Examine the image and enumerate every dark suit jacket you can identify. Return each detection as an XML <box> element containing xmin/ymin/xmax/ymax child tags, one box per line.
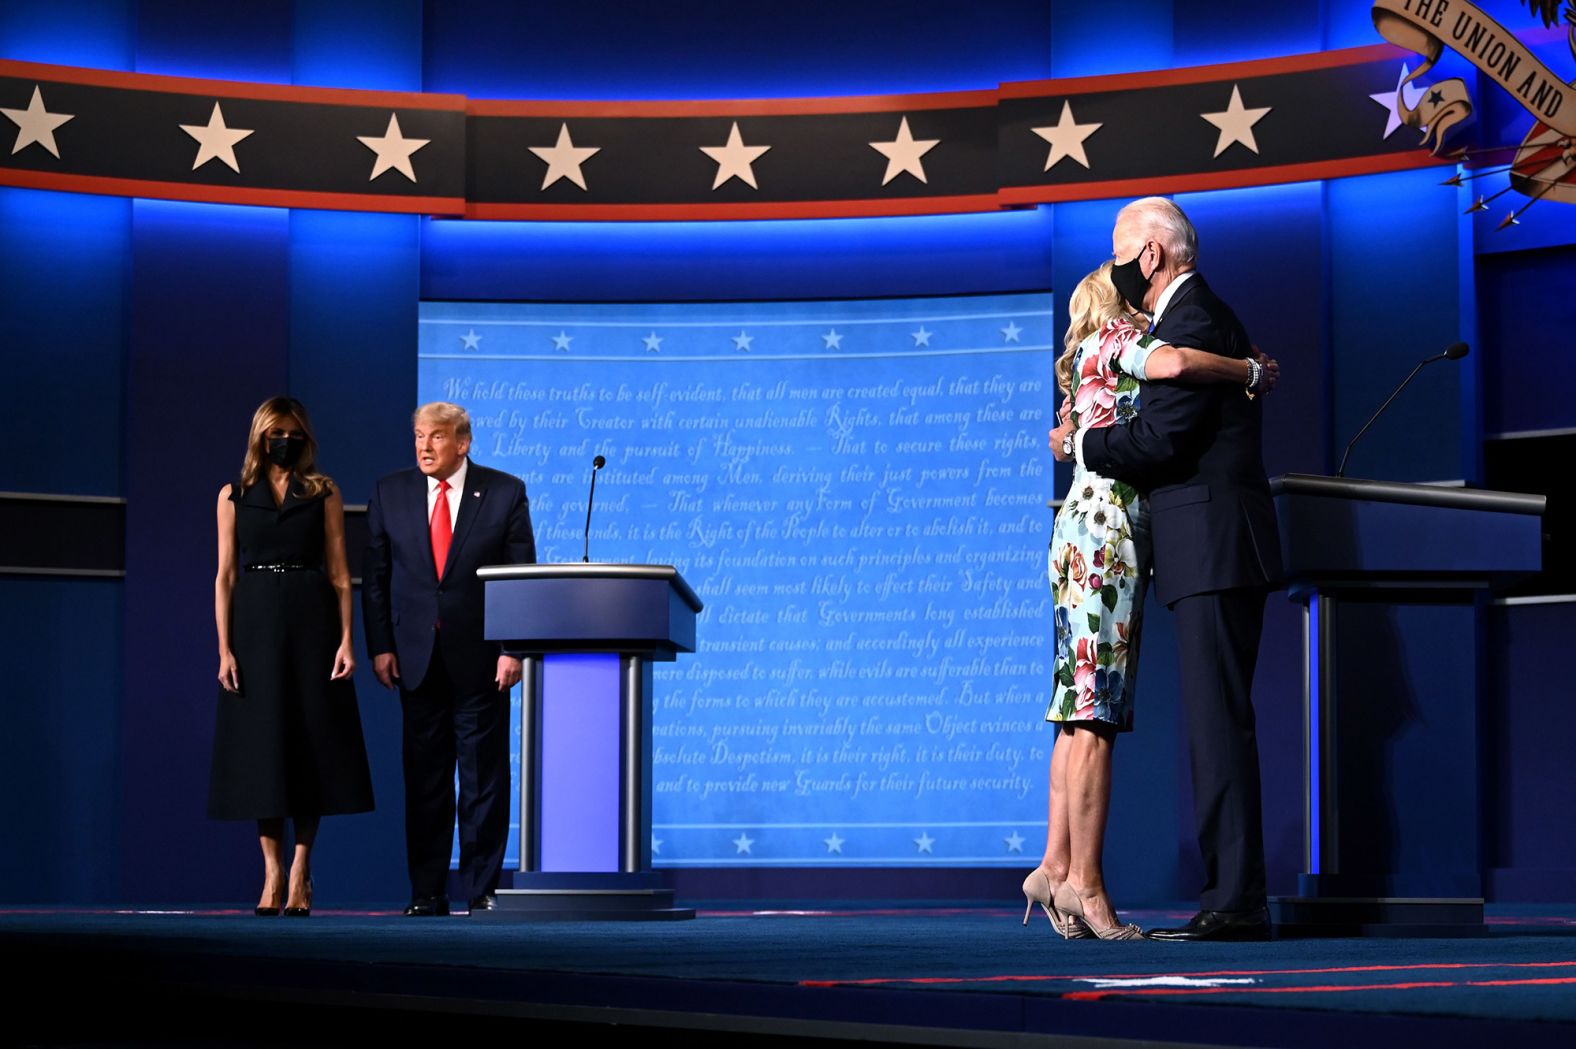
<box><xmin>362</xmin><ymin>460</ymin><xmax>536</xmax><ymax>694</ymax></box>
<box><xmin>1081</xmin><ymin>274</ymin><xmax>1282</xmax><ymax>605</ymax></box>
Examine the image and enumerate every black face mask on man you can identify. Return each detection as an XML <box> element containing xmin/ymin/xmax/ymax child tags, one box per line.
<box><xmin>266</xmin><ymin>436</ymin><xmax>307</xmax><ymax>469</ymax></box>
<box><xmin>1110</xmin><ymin>245</ymin><xmax>1154</xmax><ymax>313</ymax></box>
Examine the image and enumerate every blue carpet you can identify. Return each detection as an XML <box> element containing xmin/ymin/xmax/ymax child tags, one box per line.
<box><xmin>5</xmin><ymin>905</ymin><xmax>1575</xmax><ymax>1045</ymax></box>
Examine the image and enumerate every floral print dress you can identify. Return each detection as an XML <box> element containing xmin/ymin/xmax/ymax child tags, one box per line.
<box><xmin>1047</xmin><ymin>318</ymin><xmax>1157</xmax><ymax>731</ymax></box>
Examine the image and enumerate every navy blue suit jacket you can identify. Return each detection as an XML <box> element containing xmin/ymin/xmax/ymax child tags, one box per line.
<box><xmin>362</xmin><ymin>460</ymin><xmax>536</xmax><ymax>694</ymax></box>
<box><xmin>1081</xmin><ymin>274</ymin><xmax>1282</xmax><ymax>605</ymax></box>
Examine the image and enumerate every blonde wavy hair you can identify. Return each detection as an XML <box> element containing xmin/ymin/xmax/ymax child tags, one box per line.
<box><xmin>413</xmin><ymin>401</ymin><xmax>472</xmax><ymax>440</ymax></box>
<box><xmin>239</xmin><ymin>396</ymin><xmax>333</xmax><ymax>498</ymax></box>
<box><xmin>1056</xmin><ymin>262</ymin><xmax>1132</xmax><ymax>395</ymax></box>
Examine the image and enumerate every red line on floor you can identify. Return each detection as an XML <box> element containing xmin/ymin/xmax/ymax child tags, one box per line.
<box><xmin>800</xmin><ymin>960</ymin><xmax>1576</xmax><ymax>988</ymax></box>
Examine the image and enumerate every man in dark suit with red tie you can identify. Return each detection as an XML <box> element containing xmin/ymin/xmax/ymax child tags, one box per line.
<box><xmin>363</xmin><ymin>402</ymin><xmax>536</xmax><ymax>916</ymax></box>
<box><xmin>1051</xmin><ymin>197</ymin><xmax>1282</xmax><ymax>941</ymax></box>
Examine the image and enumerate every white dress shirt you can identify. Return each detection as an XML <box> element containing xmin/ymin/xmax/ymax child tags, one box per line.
<box><xmin>427</xmin><ymin>457</ymin><xmax>469</xmax><ymax>532</ymax></box>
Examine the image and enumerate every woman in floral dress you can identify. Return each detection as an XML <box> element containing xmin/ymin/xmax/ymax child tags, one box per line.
<box><xmin>1022</xmin><ymin>263</ymin><xmax>1277</xmax><ymax>940</ymax></box>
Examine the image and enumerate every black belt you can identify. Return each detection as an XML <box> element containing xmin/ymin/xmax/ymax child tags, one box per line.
<box><xmin>244</xmin><ymin>563</ymin><xmax>317</xmax><ymax>573</ymax></box>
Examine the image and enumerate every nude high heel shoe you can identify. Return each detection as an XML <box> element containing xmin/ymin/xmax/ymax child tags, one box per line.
<box><xmin>1022</xmin><ymin>868</ymin><xmax>1093</xmax><ymax>939</ymax></box>
<box><xmin>1053</xmin><ymin>882</ymin><xmax>1144</xmax><ymax>941</ymax></box>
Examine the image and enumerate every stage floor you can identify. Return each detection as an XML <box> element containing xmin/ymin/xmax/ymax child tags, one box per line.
<box><xmin>5</xmin><ymin>904</ymin><xmax>1576</xmax><ymax>1047</ymax></box>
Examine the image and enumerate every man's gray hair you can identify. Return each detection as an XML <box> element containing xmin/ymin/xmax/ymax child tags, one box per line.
<box><xmin>1118</xmin><ymin>196</ymin><xmax>1198</xmax><ymax>266</ymax></box>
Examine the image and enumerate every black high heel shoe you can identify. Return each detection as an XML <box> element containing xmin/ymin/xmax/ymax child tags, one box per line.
<box><xmin>284</xmin><ymin>877</ymin><xmax>313</xmax><ymax>917</ymax></box>
<box><xmin>256</xmin><ymin>881</ymin><xmax>284</xmax><ymax>917</ymax></box>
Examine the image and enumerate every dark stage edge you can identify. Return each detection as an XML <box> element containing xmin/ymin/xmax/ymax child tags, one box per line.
<box><xmin>5</xmin><ymin>905</ymin><xmax>1576</xmax><ymax>1048</ymax></box>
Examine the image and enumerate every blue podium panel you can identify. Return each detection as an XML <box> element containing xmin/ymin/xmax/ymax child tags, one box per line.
<box><xmin>1269</xmin><ymin>475</ymin><xmax>1544</xmax><ymax>935</ymax></box>
<box><xmin>1278</xmin><ymin>498</ymin><xmax>1542</xmax><ymax>581</ymax></box>
<box><xmin>540</xmin><ymin>653</ymin><xmax>622</xmax><ymax>873</ymax></box>
<box><xmin>1275</xmin><ymin>475</ymin><xmax>1543</xmax><ymax>584</ymax></box>
<box><xmin>480</xmin><ymin>565</ymin><xmax>696</xmax><ymax>919</ymax></box>
<box><xmin>483</xmin><ymin>567</ymin><xmax>699</xmax><ymax>655</ymax></box>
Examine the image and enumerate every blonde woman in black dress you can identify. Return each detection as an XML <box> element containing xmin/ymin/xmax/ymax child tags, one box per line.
<box><xmin>212</xmin><ymin>397</ymin><xmax>373</xmax><ymax>915</ymax></box>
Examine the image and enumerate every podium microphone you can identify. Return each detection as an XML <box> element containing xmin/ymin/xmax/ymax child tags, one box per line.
<box><xmin>583</xmin><ymin>454</ymin><xmax>606</xmax><ymax>563</ymax></box>
<box><xmin>1336</xmin><ymin>342</ymin><xmax>1469</xmax><ymax>478</ymax></box>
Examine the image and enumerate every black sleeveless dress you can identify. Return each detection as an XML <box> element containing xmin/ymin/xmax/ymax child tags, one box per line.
<box><xmin>208</xmin><ymin>479</ymin><xmax>375</xmax><ymax>820</ymax></box>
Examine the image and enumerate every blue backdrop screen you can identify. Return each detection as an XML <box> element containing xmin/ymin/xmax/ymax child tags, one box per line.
<box><xmin>419</xmin><ymin>292</ymin><xmax>1058</xmax><ymax>866</ymax></box>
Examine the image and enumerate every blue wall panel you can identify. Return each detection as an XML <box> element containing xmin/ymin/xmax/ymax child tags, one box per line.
<box><xmin>1327</xmin><ymin>169</ymin><xmax>1467</xmax><ymax>482</ymax></box>
<box><xmin>0</xmin><ymin>578</ymin><xmax>122</xmax><ymax>902</ymax></box>
<box><xmin>1485</xmin><ymin>603</ymin><xmax>1576</xmax><ymax>900</ymax></box>
<box><xmin>0</xmin><ymin>188</ymin><xmax>128</xmax><ymax>495</ymax></box>
<box><xmin>422</xmin><ymin>0</ymin><xmax>1052</xmax><ymax>99</ymax></box>
<box><xmin>1477</xmin><ymin>246</ymin><xmax>1576</xmax><ymax>437</ymax></box>
<box><xmin>420</xmin><ymin>209</ymin><xmax>1057</xmax><ymax>304</ymax></box>
<box><xmin>0</xmin><ymin>0</ymin><xmax>132</xmax><ymax>69</ymax></box>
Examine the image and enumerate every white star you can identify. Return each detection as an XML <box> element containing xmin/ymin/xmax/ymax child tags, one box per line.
<box><xmin>1200</xmin><ymin>85</ymin><xmax>1271</xmax><ymax>158</ymax></box>
<box><xmin>824</xmin><ymin>832</ymin><xmax>845</xmax><ymax>854</ymax></box>
<box><xmin>1370</xmin><ymin>64</ymin><xmax>1427</xmax><ymax>139</ymax></box>
<box><xmin>732</xmin><ymin>832</ymin><xmax>755</xmax><ymax>855</ymax></box>
<box><xmin>700</xmin><ymin>122</ymin><xmax>771</xmax><ymax>190</ymax></box>
<box><xmin>1</xmin><ymin>85</ymin><xmax>73</xmax><ymax>158</ymax></box>
<box><xmin>179</xmin><ymin>102</ymin><xmax>254</xmax><ymax>173</ymax></box>
<box><xmin>869</xmin><ymin>116</ymin><xmax>939</xmax><ymax>186</ymax></box>
<box><xmin>914</xmin><ymin>832</ymin><xmax>935</xmax><ymax>854</ymax></box>
<box><xmin>642</xmin><ymin>332</ymin><xmax>663</xmax><ymax>353</ymax></box>
<box><xmin>732</xmin><ymin>331</ymin><xmax>754</xmax><ymax>352</ymax></box>
<box><xmin>552</xmin><ymin>331</ymin><xmax>573</xmax><ymax>352</ymax></box>
<box><xmin>460</xmin><ymin>329</ymin><xmax>482</xmax><ymax>350</ymax></box>
<box><xmin>1004</xmin><ymin>831</ymin><xmax>1026</xmax><ymax>853</ymax></box>
<box><xmin>1031</xmin><ymin>101</ymin><xmax>1102</xmax><ymax>171</ymax></box>
<box><xmin>822</xmin><ymin>329</ymin><xmax>844</xmax><ymax>350</ymax></box>
<box><xmin>1001</xmin><ymin>322</ymin><xmax>1023</xmax><ymax>343</ymax></box>
<box><xmin>529</xmin><ymin>122</ymin><xmax>600</xmax><ymax>191</ymax></box>
<box><xmin>357</xmin><ymin>113</ymin><xmax>429</xmax><ymax>183</ymax></box>
<box><xmin>651</xmin><ymin>835</ymin><xmax>663</xmax><ymax>856</ymax></box>
<box><xmin>911</xmin><ymin>326</ymin><xmax>933</xmax><ymax>347</ymax></box>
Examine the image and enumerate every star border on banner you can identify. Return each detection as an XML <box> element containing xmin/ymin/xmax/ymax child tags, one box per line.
<box><xmin>1201</xmin><ymin>84</ymin><xmax>1271</xmax><ymax>159</ymax></box>
<box><xmin>1004</xmin><ymin>831</ymin><xmax>1026</xmax><ymax>853</ymax></box>
<box><xmin>651</xmin><ymin>835</ymin><xmax>663</xmax><ymax>856</ymax></box>
<box><xmin>552</xmin><ymin>331</ymin><xmax>573</xmax><ymax>352</ymax></box>
<box><xmin>732</xmin><ymin>832</ymin><xmax>755</xmax><ymax>855</ymax></box>
<box><xmin>460</xmin><ymin>329</ymin><xmax>482</xmax><ymax>350</ymax></box>
<box><xmin>822</xmin><ymin>329</ymin><xmax>844</xmax><ymax>350</ymax></box>
<box><xmin>911</xmin><ymin>326</ymin><xmax>933</xmax><ymax>347</ymax></box>
<box><xmin>823</xmin><ymin>832</ymin><xmax>845</xmax><ymax>854</ymax></box>
<box><xmin>914</xmin><ymin>831</ymin><xmax>936</xmax><ymax>854</ymax></box>
<box><xmin>1001</xmin><ymin>321</ymin><xmax>1023</xmax><ymax>343</ymax></box>
<box><xmin>1031</xmin><ymin>101</ymin><xmax>1102</xmax><ymax>171</ymax></box>
<box><xmin>357</xmin><ymin>112</ymin><xmax>430</xmax><ymax>183</ymax></box>
<box><xmin>643</xmin><ymin>332</ymin><xmax>663</xmax><ymax>352</ymax></box>
<box><xmin>732</xmin><ymin>330</ymin><xmax>754</xmax><ymax>352</ymax></box>
<box><xmin>869</xmin><ymin>115</ymin><xmax>939</xmax><ymax>186</ymax></box>
<box><xmin>1369</xmin><ymin>63</ymin><xmax>1426</xmax><ymax>139</ymax></box>
<box><xmin>529</xmin><ymin>122</ymin><xmax>600</xmax><ymax>191</ymax></box>
<box><xmin>180</xmin><ymin>101</ymin><xmax>254</xmax><ymax>173</ymax></box>
<box><xmin>1</xmin><ymin>85</ymin><xmax>74</xmax><ymax>159</ymax></box>
<box><xmin>701</xmin><ymin>121</ymin><xmax>771</xmax><ymax>190</ymax></box>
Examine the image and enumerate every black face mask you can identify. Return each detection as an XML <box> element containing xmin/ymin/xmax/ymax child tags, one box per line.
<box><xmin>1110</xmin><ymin>247</ymin><xmax>1153</xmax><ymax>313</ymax></box>
<box><xmin>266</xmin><ymin>436</ymin><xmax>307</xmax><ymax>468</ymax></box>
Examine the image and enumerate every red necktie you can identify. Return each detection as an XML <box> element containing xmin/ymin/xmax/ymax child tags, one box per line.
<box><xmin>431</xmin><ymin>479</ymin><xmax>452</xmax><ymax>581</ymax></box>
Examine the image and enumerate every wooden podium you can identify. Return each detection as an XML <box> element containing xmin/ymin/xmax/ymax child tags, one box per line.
<box><xmin>475</xmin><ymin>563</ymin><xmax>702</xmax><ymax>920</ymax></box>
<box><xmin>1268</xmin><ymin>474</ymin><xmax>1544</xmax><ymax>935</ymax></box>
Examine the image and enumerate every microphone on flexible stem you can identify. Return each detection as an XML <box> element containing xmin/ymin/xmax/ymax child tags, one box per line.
<box><xmin>1336</xmin><ymin>342</ymin><xmax>1469</xmax><ymax>478</ymax></box>
<box><xmin>583</xmin><ymin>454</ymin><xmax>606</xmax><ymax>563</ymax></box>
